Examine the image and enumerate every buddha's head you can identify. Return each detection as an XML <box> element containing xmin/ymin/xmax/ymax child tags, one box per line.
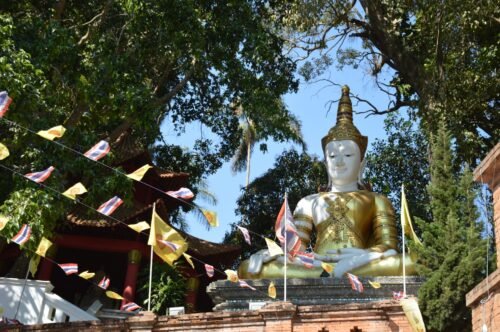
<box><xmin>321</xmin><ymin>86</ymin><xmax>368</xmax><ymax>188</ymax></box>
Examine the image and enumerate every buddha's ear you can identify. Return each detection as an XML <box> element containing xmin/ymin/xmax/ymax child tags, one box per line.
<box><xmin>358</xmin><ymin>158</ymin><xmax>367</xmax><ymax>185</ymax></box>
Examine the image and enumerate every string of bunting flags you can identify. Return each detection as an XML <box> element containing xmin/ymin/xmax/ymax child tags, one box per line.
<box><xmin>0</xmin><ymin>90</ymin><xmax>411</xmax><ymax>308</ymax></box>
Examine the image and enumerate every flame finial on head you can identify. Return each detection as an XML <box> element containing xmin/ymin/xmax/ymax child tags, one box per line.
<box><xmin>321</xmin><ymin>85</ymin><xmax>368</xmax><ymax>159</ymax></box>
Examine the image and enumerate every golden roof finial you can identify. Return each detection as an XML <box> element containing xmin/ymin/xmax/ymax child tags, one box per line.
<box><xmin>321</xmin><ymin>85</ymin><xmax>368</xmax><ymax>158</ymax></box>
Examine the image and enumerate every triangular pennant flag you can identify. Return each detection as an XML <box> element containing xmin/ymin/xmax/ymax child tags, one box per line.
<box><xmin>128</xmin><ymin>221</ymin><xmax>150</xmax><ymax>233</ymax></box>
<box><xmin>11</xmin><ymin>224</ymin><xmax>31</xmax><ymax>245</ymax></box>
<box><xmin>268</xmin><ymin>282</ymin><xmax>276</xmax><ymax>299</ymax></box>
<box><xmin>225</xmin><ymin>269</ymin><xmax>239</xmax><ymax>283</ymax></box>
<box><xmin>126</xmin><ymin>164</ymin><xmax>153</xmax><ymax>181</ymax></box>
<box><xmin>347</xmin><ymin>273</ymin><xmax>364</xmax><ymax>293</ymax></box>
<box><xmin>78</xmin><ymin>270</ymin><xmax>95</xmax><ymax>279</ymax></box>
<box><xmin>121</xmin><ymin>302</ymin><xmax>141</xmax><ymax>312</ymax></box>
<box><xmin>105</xmin><ymin>291</ymin><xmax>124</xmax><ymax>300</ymax></box>
<box><xmin>202</xmin><ymin>209</ymin><xmax>218</xmax><ymax>227</ymax></box>
<box><xmin>321</xmin><ymin>262</ymin><xmax>333</xmax><ymax>274</ymax></box>
<box><xmin>204</xmin><ymin>264</ymin><xmax>214</xmax><ymax>278</ymax></box>
<box><xmin>62</xmin><ymin>182</ymin><xmax>87</xmax><ymax>200</ymax></box>
<box><xmin>0</xmin><ymin>143</ymin><xmax>9</xmax><ymax>160</ymax></box>
<box><xmin>148</xmin><ymin>205</ymin><xmax>188</xmax><ymax>265</ymax></box>
<box><xmin>264</xmin><ymin>238</ymin><xmax>283</xmax><ymax>257</ymax></box>
<box><xmin>0</xmin><ymin>215</ymin><xmax>9</xmax><ymax>231</ymax></box>
<box><xmin>29</xmin><ymin>255</ymin><xmax>41</xmax><ymax>277</ymax></box>
<box><xmin>37</xmin><ymin>125</ymin><xmax>66</xmax><ymax>141</ymax></box>
<box><xmin>84</xmin><ymin>140</ymin><xmax>110</xmax><ymax>161</ymax></box>
<box><xmin>238</xmin><ymin>280</ymin><xmax>256</xmax><ymax>291</ymax></box>
<box><xmin>166</xmin><ymin>187</ymin><xmax>194</xmax><ymax>200</ymax></box>
<box><xmin>237</xmin><ymin>226</ymin><xmax>251</xmax><ymax>245</ymax></box>
<box><xmin>0</xmin><ymin>91</ymin><xmax>13</xmax><ymax>117</ymax></box>
<box><xmin>24</xmin><ymin>166</ymin><xmax>55</xmax><ymax>183</ymax></box>
<box><xmin>98</xmin><ymin>276</ymin><xmax>110</xmax><ymax>289</ymax></box>
<box><xmin>401</xmin><ymin>298</ymin><xmax>426</xmax><ymax>332</ymax></box>
<box><xmin>368</xmin><ymin>280</ymin><xmax>381</xmax><ymax>289</ymax></box>
<box><xmin>59</xmin><ymin>263</ymin><xmax>78</xmax><ymax>275</ymax></box>
<box><xmin>183</xmin><ymin>253</ymin><xmax>195</xmax><ymax>269</ymax></box>
<box><xmin>35</xmin><ymin>237</ymin><xmax>53</xmax><ymax>257</ymax></box>
<box><xmin>97</xmin><ymin>196</ymin><xmax>123</xmax><ymax>216</ymax></box>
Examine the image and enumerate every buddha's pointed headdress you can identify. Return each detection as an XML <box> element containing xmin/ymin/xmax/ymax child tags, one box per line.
<box><xmin>321</xmin><ymin>85</ymin><xmax>368</xmax><ymax>159</ymax></box>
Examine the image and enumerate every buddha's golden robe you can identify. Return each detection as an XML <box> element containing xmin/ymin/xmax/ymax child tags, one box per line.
<box><xmin>239</xmin><ymin>190</ymin><xmax>417</xmax><ymax>278</ymax></box>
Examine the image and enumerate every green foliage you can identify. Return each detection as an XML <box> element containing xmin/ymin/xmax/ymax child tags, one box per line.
<box><xmin>224</xmin><ymin>150</ymin><xmax>326</xmax><ymax>258</ymax></box>
<box><xmin>0</xmin><ymin>1</ymin><xmax>300</xmax><ymax>244</ymax></box>
<box><xmin>137</xmin><ymin>262</ymin><xmax>186</xmax><ymax>314</ymax></box>
<box><xmin>414</xmin><ymin>125</ymin><xmax>486</xmax><ymax>331</ymax></box>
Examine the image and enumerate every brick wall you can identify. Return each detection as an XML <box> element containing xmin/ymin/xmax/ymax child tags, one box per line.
<box><xmin>467</xmin><ymin>143</ymin><xmax>500</xmax><ymax>332</ymax></box>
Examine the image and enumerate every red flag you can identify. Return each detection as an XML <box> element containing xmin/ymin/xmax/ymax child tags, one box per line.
<box><xmin>0</xmin><ymin>91</ymin><xmax>12</xmax><ymax>118</ymax></box>
<box><xmin>347</xmin><ymin>273</ymin><xmax>364</xmax><ymax>293</ymax></box>
<box><xmin>98</xmin><ymin>276</ymin><xmax>110</xmax><ymax>289</ymax></box>
<box><xmin>97</xmin><ymin>196</ymin><xmax>123</xmax><ymax>216</ymax></box>
<box><xmin>205</xmin><ymin>264</ymin><xmax>214</xmax><ymax>278</ymax></box>
<box><xmin>84</xmin><ymin>140</ymin><xmax>110</xmax><ymax>161</ymax></box>
<box><xmin>24</xmin><ymin>166</ymin><xmax>55</xmax><ymax>183</ymax></box>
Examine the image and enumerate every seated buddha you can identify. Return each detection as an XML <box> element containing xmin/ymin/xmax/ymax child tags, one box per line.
<box><xmin>239</xmin><ymin>86</ymin><xmax>417</xmax><ymax>279</ymax></box>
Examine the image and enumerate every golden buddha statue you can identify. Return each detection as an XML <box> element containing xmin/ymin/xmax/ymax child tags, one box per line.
<box><xmin>239</xmin><ymin>85</ymin><xmax>417</xmax><ymax>279</ymax></box>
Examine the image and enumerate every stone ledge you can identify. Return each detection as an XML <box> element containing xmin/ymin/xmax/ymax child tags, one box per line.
<box><xmin>466</xmin><ymin>269</ymin><xmax>500</xmax><ymax>307</ymax></box>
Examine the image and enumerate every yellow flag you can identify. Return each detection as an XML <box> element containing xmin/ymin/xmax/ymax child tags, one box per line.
<box><xmin>148</xmin><ymin>205</ymin><xmax>188</xmax><ymax>266</ymax></box>
<box><xmin>368</xmin><ymin>280</ymin><xmax>382</xmax><ymax>289</ymax></box>
<box><xmin>202</xmin><ymin>209</ymin><xmax>218</xmax><ymax>227</ymax></box>
<box><xmin>224</xmin><ymin>269</ymin><xmax>239</xmax><ymax>283</ymax></box>
<box><xmin>183</xmin><ymin>253</ymin><xmax>195</xmax><ymax>269</ymax></box>
<box><xmin>0</xmin><ymin>215</ymin><xmax>9</xmax><ymax>230</ymax></box>
<box><xmin>62</xmin><ymin>182</ymin><xmax>87</xmax><ymax>200</ymax></box>
<box><xmin>268</xmin><ymin>282</ymin><xmax>276</xmax><ymax>299</ymax></box>
<box><xmin>79</xmin><ymin>270</ymin><xmax>95</xmax><ymax>279</ymax></box>
<box><xmin>401</xmin><ymin>186</ymin><xmax>422</xmax><ymax>246</ymax></box>
<box><xmin>265</xmin><ymin>238</ymin><xmax>283</xmax><ymax>257</ymax></box>
<box><xmin>126</xmin><ymin>164</ymin><xmax>153</xmax><ymax>181</ymax></box>
<box><xmin>105</xmin><ymin>291</ymin><xmax>124</xmax><ymax>300</ymax></box>
<box><xmin>29</xmin><ymin>255</ymin><xmax>41</xmax><ymax>277</ymax></box>
<box><xmin>128</xmin><ymin>221</ymin><xmax>150</xmax><ymax>233</ymax></box>
<box><xmin>35</xmin><ymin>237</ymin><xmax>53</xmax><ymax>257</ymax></box>
<box><xmin>401</xmin><ymin>298</ymin><xmax>426</xmax><ymax>332</ymax></box>
<box><xmin>37</xmin><ymin>125</ymin><xmax>66</xmax><ymax>140</ymax></box>
<box><xmin>321</xmin><ymin>262</ymin><xmax>334</xmax><ymax>274</ymax></box>
<box><xmin>0</xmin><ymin>143</ymin><xmax>9</xmax><ymax>160</ymax></box>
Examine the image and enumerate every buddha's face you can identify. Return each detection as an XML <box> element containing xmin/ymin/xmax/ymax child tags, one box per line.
<box><xmin>325</xmin><ymin>140</ymin><xmax>361</xmax><ymax>186</ymax></box>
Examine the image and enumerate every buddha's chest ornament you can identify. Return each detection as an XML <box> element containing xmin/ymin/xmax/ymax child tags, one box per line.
<box><xmin>318</xmin><ymin>193</ymin><xmax>361</xmax><ymax>247</ymax></box>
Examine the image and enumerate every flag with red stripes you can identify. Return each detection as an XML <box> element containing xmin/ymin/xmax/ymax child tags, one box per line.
<box><xmin>347</xmin><ymin>273</ymin><xmax>364</xmax><ymax>293</ymax></box>
<box><xmin>166</xmin><ymin>187</ymin><xmax>194</xmax><ymax>200</ymax></box>
<box><xmin>0</xmin><ymin>91</ymin><xmax>13</xmax><ymax>118</ymax></box>
<box><xmin>121</xmin><ymin>302</ymin><xmax>141</xmax><ymax>312</ymax></box>
<box><xmin>97</xmin><ymin>196</ymin><xmax>123</xmax><ymax>216</ymax></box>
<box><xmin>393</xmin><ymin>291</ymin><xmax>405</xmax><ymax>300</ymax></box>
<box><xmin>237</xmin><ymin>226</ymin><xmax>251</xmax><ymax>245</ymax></box>
<box><xmin>58</xmin><ymin>263</ymin><xmax>78</xmax><ymax>275</ymax></box>
<box><xmin>157</xmin><ymin>238</ymin><xmax>181</xmax><ymax>253</ymax></box>
<box><xmin>98</xmin><ymin>276</ymin><xmax>110</xmax><ymax>289</ymax></box>
<box><xmin>24</xmin><ymin>166</ymin><xmax>55</xmax><ymax>183</ymax></box>
<box><xmin>296</xmin><ymin>252</ymin><xmax>315</xmax><ymax>268</ymax></box>
<box><xmin>84</xmin><ymin>140</ymin><xmax>110</xmax><ymax>161</ymax></box>
<box><xmin>11</xmin><ymin>224</ymin><xmax>31</xmax><ymax>245</ymax></box>
<box><xmin>238</xmin><ymin>280</ymin><xmax>256</xmax><ymax>291</ymax></box>
<box><xmin>205</xmin><ymin>264</ymin><xmax>214</xmax><ymax>278</ymax></box>
<box><xmin>274</xmin><ymin>197</ymin><xmax>301</xmax><ymax>256</ymax></box>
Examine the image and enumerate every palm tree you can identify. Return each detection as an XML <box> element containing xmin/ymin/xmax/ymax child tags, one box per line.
<box><xmin>231</xmin><ymin>100</ymin><xmax>307</xmax><ymax>188</ymax></box>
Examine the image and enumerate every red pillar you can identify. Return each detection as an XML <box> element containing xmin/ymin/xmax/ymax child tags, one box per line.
<box><xmin>121</xmin><ymin>249</ymin><xmax>142</xmax><ymax>307</ymax></box>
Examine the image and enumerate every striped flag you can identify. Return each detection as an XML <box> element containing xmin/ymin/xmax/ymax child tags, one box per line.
<box><xmin>0</xmin><ymin>91</ymin><xmax>12</xmax><ymax>118</ymax></box>
<box><xmin>84</xmin><ymin>140</ymin><xmax>110</xmax><ymax>161</ymax></box>
<box><xmin>121</xmin><ymin>302</ymin><xmax>141</xmax><ymax>312</ymax></box>
<box><xmin>347</xmin><ymin>273</ymin><xmax>364</xmax><ymax>293</ymax></box>
<box><xmin>238</xmin><ymin>280</ymin><xmax>256</xmax><ymax>291</ymax></box>
<box><xmin>166</xmin><ymin>187</ymin><xmax>194</xmax><ymax>200</ymax></box>
<box><xmin>296</xmin><ymin>252</ymin><xmax>315</xmax><ymax>268</ymax></box>
<box><xmin>393</xmin><ymin>291</ymin><xmax>405</xmax><ymax>300</ymax></box>
<box><xmin>59</xmin><ymin>263</ymin><xmax>78</xmax><ymax>275</ymax></box>
<box><xmin>275</xmin><ymin>197</ymin><xmax>301</xmax><ymax>256</ymax></box>
<box><xmin>205</xmin><ymin>264</ymin><xmax>214</xmax><ymax>278</ymax></box>
<box><xmin>157</xmin><ymin>239</ymin><xmax>181</xmax><ymax>253</ymax></box>
<box><xmin>237</xmin><ymin>226</ymin><xmax>251</xmax><ymax>245</ymax></box>
<box><xmin>98</xmin><ymin>276</ymin><xmax>110</xmax><ymax>289</ymax></box>
<box><xmin>25</xmin><ymin>166</ymin><xmax>55</xmax><ymax>183</ymax></box>
<box><xmin>97</xmin><ymin>196</ymin><xmax>123</xmax><ymax>216</ymax></box>
<box><xmin>11</xmin><ymin>224</ymin><xmax>31</xmax><ymax>245</ymax></box>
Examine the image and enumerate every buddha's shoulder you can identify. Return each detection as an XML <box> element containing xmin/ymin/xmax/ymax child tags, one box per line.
<box><xmin>297</xmin><ymin>190</ymin><xmax>389</xmax><ymax>203</ymax></box>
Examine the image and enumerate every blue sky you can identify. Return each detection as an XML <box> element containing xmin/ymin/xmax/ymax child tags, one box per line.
<box><xmin>161</xmin><ymin>64</ymin><xmax>395</xmax><ymax>243</ymax></box>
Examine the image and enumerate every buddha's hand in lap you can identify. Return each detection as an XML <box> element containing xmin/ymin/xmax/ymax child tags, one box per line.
<box><xmin>247</xmin><ymin>249</ymin><xmax>281</xmax><ymax>274</ymax></box>
<box><xmin>315</xmin><ymin>248</ymin><xmax>398</xmax><ymax>277</ymax></box>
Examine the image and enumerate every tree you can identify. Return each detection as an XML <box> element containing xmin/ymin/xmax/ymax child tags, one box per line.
<box><xmin>0</xmin><ymin>1</ymin><xmax>301</xmax><ymax>253</ymax></box>
<box><xmin>267</xmin><ymin>0</ymin><xmax>499</xmax><ymax>163</ymax></box>
<box><xmin>414</xmin><ymin>125</ymin><xmax>486</xmax><ymax>331</ymax></box>
<box><xmin>224</xmin><ymin>150</ymin><xmax>326</xmax><ymax>258</ymax></box>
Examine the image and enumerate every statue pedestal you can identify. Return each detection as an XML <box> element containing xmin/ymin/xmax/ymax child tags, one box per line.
<box><xmin>207</xmin><ymin>276</ymin><xmax>424</xmax><ymax>311</ymax></box>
